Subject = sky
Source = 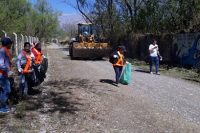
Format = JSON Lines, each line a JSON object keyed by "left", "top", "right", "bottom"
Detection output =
{"left": 30, "top": 0, "right": 79, "bottom": 14}
{"left": 30, "top": 0, "right": 84, "bottom": 25}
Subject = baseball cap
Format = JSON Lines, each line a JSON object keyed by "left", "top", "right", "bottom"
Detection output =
{"left": 1, "top": 37, "right": 13, "bottom": 46}
{"left": 117, "top": 45, "right": 127, "bottom": 52}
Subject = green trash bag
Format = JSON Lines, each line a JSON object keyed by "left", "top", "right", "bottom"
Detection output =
{"left": 119, "top": 63, "right": 132, "bottom": 85}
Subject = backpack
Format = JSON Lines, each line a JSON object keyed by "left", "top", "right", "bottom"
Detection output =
{"left": 109, "top": 51, "right": 119, "bottom": 64}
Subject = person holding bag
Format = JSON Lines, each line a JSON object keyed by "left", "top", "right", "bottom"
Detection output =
{"left": 17, "top": 42, "right": 36, "bottom": 97}
{"left": 111, "top": 46, "right": 126, "bottom": 87}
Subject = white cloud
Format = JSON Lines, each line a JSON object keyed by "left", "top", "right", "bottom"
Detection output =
{"left": 60, "top": 13, "right": 79, "bottom": 17}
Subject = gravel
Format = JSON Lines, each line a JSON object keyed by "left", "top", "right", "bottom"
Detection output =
{"left": 1, "top": 43, "right": 200, "bottom": 132}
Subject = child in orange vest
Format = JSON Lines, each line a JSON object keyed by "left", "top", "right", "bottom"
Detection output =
{"left": 17, "top": 42, "right": 35, "bottom": 96}
{"left": 112, "top": 46, "right": 126, "bottom": 87}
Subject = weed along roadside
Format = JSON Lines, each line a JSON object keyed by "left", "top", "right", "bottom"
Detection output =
{"left": 128, "top": 58, "right": 200, "bottom": 83}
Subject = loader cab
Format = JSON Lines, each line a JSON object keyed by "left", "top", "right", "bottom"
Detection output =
{"left": 78, "top": 23, "right": 96, "bottom": 36}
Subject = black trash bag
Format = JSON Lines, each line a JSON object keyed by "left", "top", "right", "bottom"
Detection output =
{"left": 8, "top": 77, "right": 19, "bottom": 104}
{"left": 33, "top": 58, "right": 48, "bottom": 85}
{"left": 109, "top": 51, "right": 119, "bottom": 64}
{"left": 40, "top": 58, "right": 48, "bottom": 78}
{"left": 25, "top": 70, "right": 39, "bottom": 87}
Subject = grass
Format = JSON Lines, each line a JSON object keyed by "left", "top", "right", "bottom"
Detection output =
{"left": 15, "top": 101, "right": 26, "bottom": 119}
{"left": 127, "top": 59, "right": 200, "bottom": 83}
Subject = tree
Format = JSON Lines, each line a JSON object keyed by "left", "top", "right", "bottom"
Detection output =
{"left": 34, "top": 0, "right": 59, "bottom": 40}
{"left": 0, "top": 0, "right": 31, "bottom": 33}
{"left": 0, "top": 0, "right": 60, "bottom": 41}
{"left": 64, "top": 0, "right": 200, "bottom": 45}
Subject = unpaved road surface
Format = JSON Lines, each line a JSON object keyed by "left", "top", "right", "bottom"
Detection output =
{"left": 1, "top": 43, "right": 200, "bottom": 132}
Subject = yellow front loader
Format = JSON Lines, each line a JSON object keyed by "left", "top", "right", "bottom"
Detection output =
{"left": 69, "top": 23, "right": 111, "bottom": 59}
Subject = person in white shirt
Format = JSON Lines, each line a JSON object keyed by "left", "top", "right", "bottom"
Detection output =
{"left": 149, "top": 40, "right": 160, "bottom": 75}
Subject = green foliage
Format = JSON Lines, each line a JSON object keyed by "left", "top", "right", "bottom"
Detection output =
{"left": 73, "top": 0, "right": 200, "bottom": 45}
{"left": 0, "top": 0, "right": 59, "bottom": 40}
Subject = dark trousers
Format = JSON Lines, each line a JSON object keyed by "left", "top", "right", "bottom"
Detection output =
{"left": 0, "top": 76, "right": 10, "bottom": 104}
{"left": 149, "top": 56, "right": 159, "bottom": 73}
{"left": 19, "top": 73, "right": 35, "bottom": 96}
{"left": 113, "top": 66, "right": 123, "bottom": 84}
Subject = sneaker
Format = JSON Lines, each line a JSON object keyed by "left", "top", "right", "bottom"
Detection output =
{"left": 0, "top": 105, "right": 10, "bottom": 113}
{"left": 150, "top": 72, "right": 153, "bottom": 74}
{"left": 113, "top": 82, "right": 119, "bottom": 87}
{"left": 156, "top": 72, "right": 160, "bottom": 75}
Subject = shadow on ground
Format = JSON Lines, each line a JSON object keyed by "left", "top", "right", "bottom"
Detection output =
{"left": 134, "top": 69, "right": 150, "bottom": 74}
{"left": 60, "top": 47, "right": 69, "bottom": 51}
{"left": 100, "top": 79, "right": 117, "bottom": 87}
{"left": 62, "top": 55, "right": 71, "bottom": 59}
{"left": 70, "top": 57, "right": 107, "bottom": 61}
{"left": 183, "top": 77, "right": 200, "bottom": 83}
{"left": 23, "top": 79, "right": 90, "bottom": 115}
{"left": 13, "top": 78, "right": 110, "bottom": 119}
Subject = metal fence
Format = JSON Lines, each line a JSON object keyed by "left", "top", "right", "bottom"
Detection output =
{"left": 0, "top": 30, "right": 39, "bottom": 57}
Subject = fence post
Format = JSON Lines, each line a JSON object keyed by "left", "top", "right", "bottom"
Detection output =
{"left": 31, "top": 36, "right": 33, "bottom": 44}
{"left": 31, "top": 37, "right": 33, "bottom": 43}
{"left": 13, "top": 32, "right": 18, "bottom": 56}
{"left": 29, "top": 36, "right": 31, "bottom": 44}
{"left": 33, "top": 37, "right": 36, "bottom": 43}
{"left": 21, "top": 34, "right": 24, "bottom": 50}
{"left": 36, "top": 37, "right": 39, "bottom": 42}
{"left": 32, "top": 37, "right": 35, "bottom": 43}
{"left": 25, "top": 35, "right": 28, "bottom": 42}
{"left": 2, "top": 30, "right": 7, "bottom": 37}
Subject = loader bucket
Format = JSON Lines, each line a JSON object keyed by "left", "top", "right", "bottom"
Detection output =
{"left": 70, "top": 42, "right": 112, "bottom": 59}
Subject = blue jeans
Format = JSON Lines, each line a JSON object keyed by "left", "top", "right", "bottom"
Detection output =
{"left": 19, "top": 75, "right": 28, "bottom": 96}
{"left": 0, "top": 75, "right": 11, "bottom": 104}
{"left": 149, "top": 56, "right": 159, "bottom": 73}
{"left": 113, "top": 66, "right": 123, "bottom": 84}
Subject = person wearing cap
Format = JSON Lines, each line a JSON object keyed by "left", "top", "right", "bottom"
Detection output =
{"left": 17, "top": 42, "right": 35, "bottom": 97}
{"left": 0, "top": 37, "right": 13, "bottom": 113}
{"left": 112, "top": 46, "right": 126, "bottom": 86}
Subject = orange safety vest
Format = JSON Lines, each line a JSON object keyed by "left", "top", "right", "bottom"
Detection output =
{"left": 113, "top": 52, "right": 124, "bottom": 67}
{"left": 22, "top": 51, "right": 32, "bottom": 74}
{"left": 32, "top": 47, "right": 42, "bottom": 64}
{"left": 0, "top": 47, "right": 12, "bottom": 76}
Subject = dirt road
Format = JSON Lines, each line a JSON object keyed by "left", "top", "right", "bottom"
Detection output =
{"left": 1, "top": 43, "right": 200, "bottom": 132}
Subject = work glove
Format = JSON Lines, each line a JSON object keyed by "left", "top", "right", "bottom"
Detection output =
{"left": 8, "top": 71, "right": 14, "bottom": 77}
{"left": 126, "top": 61, "right": 130, "bottom": 64}
{"left": 113, "top": 55, "right": 118, "bottom": 58}
{"left": 29, "top": 68, "right": 34, "bottom": 73}
{"left": 42, "top": 55, "right": 46, "bottom": 58}
{"left": 18, "top": 68, "right": 23, "bottom": 73}
{"left": 160, "top": 56, "right": 163, "bottom": 61}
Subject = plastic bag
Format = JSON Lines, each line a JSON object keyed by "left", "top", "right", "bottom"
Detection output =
{"left": 109, "top": 51, "right": 119, "bottom": 64}
{"left": 119, "top": 63, "right": 132, "bottom": 85}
